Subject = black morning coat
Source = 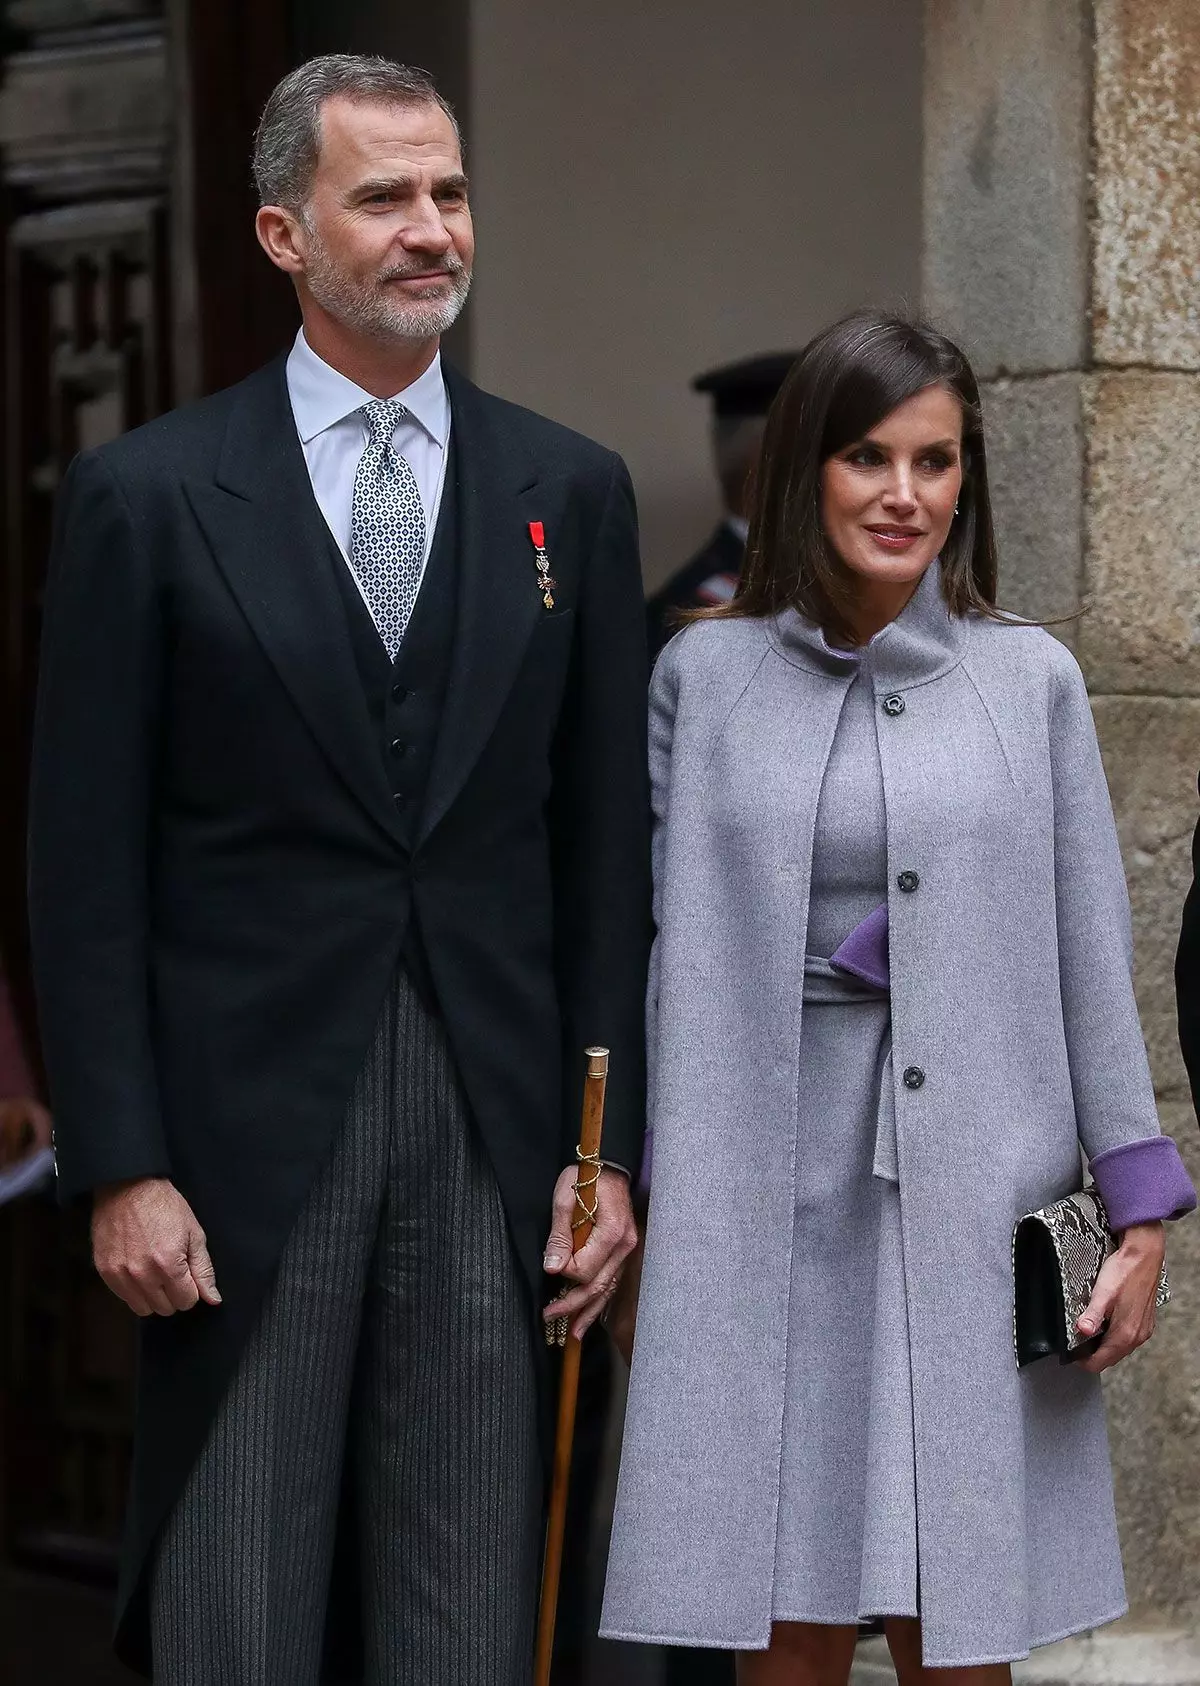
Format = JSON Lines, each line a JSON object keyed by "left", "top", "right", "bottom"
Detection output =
{"left": 26, "top": 356, "right": 652, "bottom": 1674}
{"left": 1177, "top": 775, "right": 1200, "bottom": 1121}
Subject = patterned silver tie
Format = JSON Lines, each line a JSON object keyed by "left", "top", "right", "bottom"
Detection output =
{"left": 349, "top": 398, "right": 428, "bottom": 658}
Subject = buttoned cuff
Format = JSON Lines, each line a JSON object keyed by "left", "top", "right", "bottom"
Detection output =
{"left": 1090, "top": 1136, "right": 1198, "bottom": 1231}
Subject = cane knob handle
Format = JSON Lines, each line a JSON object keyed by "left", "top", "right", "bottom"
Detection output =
{"left": 585, "top": 1046, "right": 610, "bottom": 1079}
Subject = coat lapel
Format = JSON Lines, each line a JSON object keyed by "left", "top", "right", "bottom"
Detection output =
{"left": 417, "top": 365, "right": 546, "bottom": 845}
{"left": 184, "top": 359, "right": 407, "bottom": 849}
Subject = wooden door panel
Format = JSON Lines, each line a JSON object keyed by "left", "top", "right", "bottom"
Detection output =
{"left": 0, "top": 0, "right": 292, "bottom": 1577}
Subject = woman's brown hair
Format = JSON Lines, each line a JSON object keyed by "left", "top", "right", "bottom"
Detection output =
{"left": 703, "top": 311, "right": 1000, "bottom": 646}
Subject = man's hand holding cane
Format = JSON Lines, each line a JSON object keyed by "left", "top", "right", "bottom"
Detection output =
{"left": 541, "top": 1162, "right": 638, "bottom": 1340}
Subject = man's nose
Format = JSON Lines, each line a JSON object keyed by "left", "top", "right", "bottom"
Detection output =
{"left": 400, "top": 201, "right": 454, "bottom": 252}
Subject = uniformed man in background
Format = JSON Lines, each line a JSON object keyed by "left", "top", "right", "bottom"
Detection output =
{"left": 645, "top": 352, "right": 796, "bottom": 660}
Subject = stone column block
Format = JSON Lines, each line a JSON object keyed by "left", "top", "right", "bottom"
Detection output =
{"left": 1105, "top": 1110, "right": 1200, "bottom": 1620}
{"left": 922, "top": 0, "right": 1091, "bottom": 377}
{"left": 981, "top": 373, "right": 1084, "bottom": 631}
{"left": 1093, "top": 0, "right": 1200, "bottom": 371}
{"left": 1092, "top": 696, "right": 1200, "bottom": 1102}
{"left": 1077, "top": 374, "right": 1200, "bottom": 697}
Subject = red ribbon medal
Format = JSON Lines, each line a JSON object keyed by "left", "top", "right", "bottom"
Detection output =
{"left": 528, "top": 521, "right": 557, "bottom": 609}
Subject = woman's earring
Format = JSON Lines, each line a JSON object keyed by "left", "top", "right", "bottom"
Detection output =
{"left": 954, "top": 499, "right": 961, "bottom": 517}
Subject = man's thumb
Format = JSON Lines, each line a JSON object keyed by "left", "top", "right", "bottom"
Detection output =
{"left": 189, "top": 1234, "right": 222, "bottom": 1305}
{"left": 543, "top": 1213, "right": 576, "bottom": 1274}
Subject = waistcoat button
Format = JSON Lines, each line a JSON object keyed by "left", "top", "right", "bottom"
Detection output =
{"left": 903, "top": 1066, "right": 925, "bottom": 1090}
{"left": 389, "top": 739, "right": 408, "bottom": 758}
{"left": 897, "top": 871, "right": 920, "bottom": 893}
{"left": 391, "top": 683, "right": 408, "bottom": 704}
{"left": 882, "top": 694, "right": 906, "bottom": 717}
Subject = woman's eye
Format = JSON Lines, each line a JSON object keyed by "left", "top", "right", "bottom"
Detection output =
{"left": 920, "top": 453, "right": 955, "bottom": 472}
{"left": 848, "top": 447, "right": 883, "bottom": 467}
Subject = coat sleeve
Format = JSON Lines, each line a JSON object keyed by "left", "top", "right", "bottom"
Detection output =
{"left": 548, "top": 453, "right": 653, "bottom": 1176}
{"left": 1174, "top": 785, "right": 1200, "bottom": 1123}
{"left": 27, "top": 451, "right": 173, "bottom": 1200}
{"left": 635, "top": 635, "right": 683, "bottom": 1193}
{"left": 1049, "top": 645, "right": 1195, "bottom": 1227}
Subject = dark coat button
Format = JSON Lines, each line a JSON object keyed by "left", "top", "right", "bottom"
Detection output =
{"left": 898, "top": 871, "right": 920, "bottom": 893}
{"left": 903, "top": 1066, "right": 925, "bottom": 1090}
{"left": 392, "top": 792, "right": 408, "bottom": 809}
{"left": 389, "top": 739, "right": 408, "bottom": 757}
{"left": 882, "top": 694, "right": 906, "bottom": 717}
{"left": 391, "top": 683, "right": 408, "bottom": 703}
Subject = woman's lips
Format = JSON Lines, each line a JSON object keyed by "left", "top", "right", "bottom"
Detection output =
{"left": 865, "top": 527, "right": 925, "bottom": 552}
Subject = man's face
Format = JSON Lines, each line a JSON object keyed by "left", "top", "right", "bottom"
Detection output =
{"left": 296, "top": 95, "right": 474, "bottom": 344}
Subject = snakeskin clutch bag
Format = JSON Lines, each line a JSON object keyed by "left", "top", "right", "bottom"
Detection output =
{"left": 1013, "top": 1188, "right": 1170, "bottom": 1368}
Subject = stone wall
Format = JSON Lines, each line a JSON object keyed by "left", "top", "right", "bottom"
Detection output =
{"left": 923, "top": 0, "right": 1200, "bottom": 1656}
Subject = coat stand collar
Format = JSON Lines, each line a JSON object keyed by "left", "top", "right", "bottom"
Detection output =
{"left": 766, "top": 560, "right": 970, "bottom": 693}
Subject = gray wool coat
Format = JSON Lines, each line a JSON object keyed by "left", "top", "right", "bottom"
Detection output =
{"left": 601, "top": 565, "right": 1163, "bottom": 1666}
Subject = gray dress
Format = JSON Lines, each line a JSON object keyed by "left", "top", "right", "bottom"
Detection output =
{"left": 774, "top": 657, "right": 918, "bottom": 1623}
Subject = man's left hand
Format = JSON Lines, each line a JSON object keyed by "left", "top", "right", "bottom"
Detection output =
{"left": 542, "top": 1166, "right": 638, "bottom": 1340}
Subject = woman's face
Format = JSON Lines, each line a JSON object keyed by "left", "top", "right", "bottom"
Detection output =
{"left": 819, "top": 384, "right": 964, "bottom": 594}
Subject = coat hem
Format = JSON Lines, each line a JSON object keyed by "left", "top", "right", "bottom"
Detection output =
{"left": 599, "top": 1627, "right": 761, "bottom": 1650}
{"left": 597, "top": 1601, "right": 1130, "bottom": 1663}
{"left": 919, "top": 1600, "right": 1130, "bottom": 1670}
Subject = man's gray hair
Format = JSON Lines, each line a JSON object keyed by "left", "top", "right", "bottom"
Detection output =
{"left": 252, "top": 54, "right": 461, "bottom": 212}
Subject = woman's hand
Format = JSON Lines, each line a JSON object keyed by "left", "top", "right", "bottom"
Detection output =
{"left": 1076, "top": 1220, "right": 1165, "bottom": 1373}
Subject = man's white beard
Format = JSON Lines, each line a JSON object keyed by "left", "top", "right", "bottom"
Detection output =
{"left": 303, "top": 234, "right": 472, "bottom": 344}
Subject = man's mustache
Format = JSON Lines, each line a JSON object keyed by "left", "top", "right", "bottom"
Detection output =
{"left": 378, "top": 257, "right": 468, "bottom": 284}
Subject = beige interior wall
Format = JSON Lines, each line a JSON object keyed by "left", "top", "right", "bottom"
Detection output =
{"left": 467, "top": 2, "right": 923, "bottom": 590}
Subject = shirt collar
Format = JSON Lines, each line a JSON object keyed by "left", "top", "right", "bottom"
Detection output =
{"left": 285, "top": 328, "right": 450, "bottom": 449}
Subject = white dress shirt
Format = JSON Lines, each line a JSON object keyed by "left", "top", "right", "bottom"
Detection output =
{"left": 285, "top": 329, "right": 452, "bottom": 605}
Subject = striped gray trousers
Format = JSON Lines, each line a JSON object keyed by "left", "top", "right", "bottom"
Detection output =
{"left": 150, "top": 968, "right": 541, "bottom": 1685}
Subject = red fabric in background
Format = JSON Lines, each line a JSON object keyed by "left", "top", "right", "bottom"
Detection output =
{"left": 0, "top": 971, "right": 37, "bottom": 1099}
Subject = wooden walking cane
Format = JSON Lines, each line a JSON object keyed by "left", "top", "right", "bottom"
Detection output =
{"left": 533, "top": 1046, "right": 609, "bottom": 1686}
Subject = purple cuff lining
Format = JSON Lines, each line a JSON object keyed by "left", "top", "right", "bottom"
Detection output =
{"left": 830, "top": 903, "right": 890, "bottom": 992}
{"left": 1090, "top": 1136, "right": 1198, "bottom": 1230}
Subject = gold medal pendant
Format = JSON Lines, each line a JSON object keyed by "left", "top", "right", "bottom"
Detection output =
{"left": 528, "top": 521, "right": 558, "bottom": 609}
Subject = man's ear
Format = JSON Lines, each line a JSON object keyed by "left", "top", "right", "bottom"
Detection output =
{"left": 256, "top": 205, "right": 307, "bottom": 276}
